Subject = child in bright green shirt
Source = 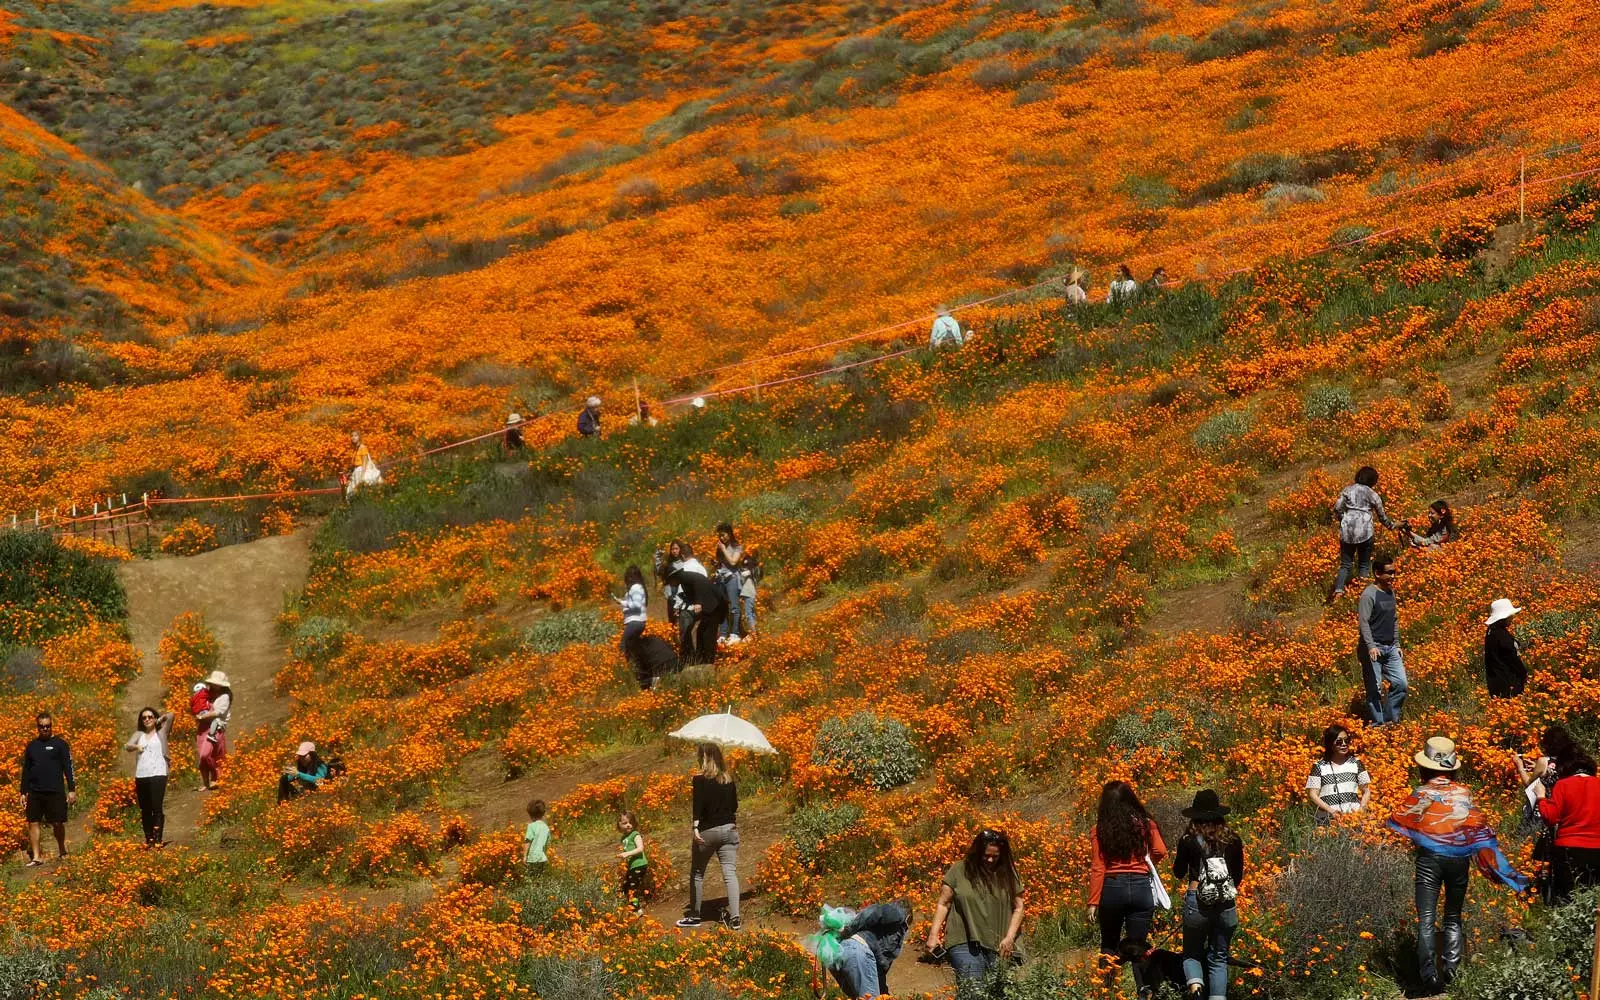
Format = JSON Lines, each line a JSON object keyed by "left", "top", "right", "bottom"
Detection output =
{"left": 524, "top": 799, "right": 550, "bottom": 870}
{"left": 617, "top": 811, "right": 650, "bottom": 916}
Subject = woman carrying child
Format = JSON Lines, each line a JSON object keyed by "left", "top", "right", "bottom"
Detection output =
{"left": 194, "top": 671, "right": 232, "bottom": 791}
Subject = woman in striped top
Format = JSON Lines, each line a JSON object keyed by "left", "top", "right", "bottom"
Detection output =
{"left": 1307, "top": 724, "right": 1371, "bottom": 823}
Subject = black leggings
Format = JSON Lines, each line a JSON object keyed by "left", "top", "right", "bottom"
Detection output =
{"left": 278, "top": 774, "right": 316, "bottom": 804}
{"left": 135, "top": 775, "right": 167, "bottom": 845}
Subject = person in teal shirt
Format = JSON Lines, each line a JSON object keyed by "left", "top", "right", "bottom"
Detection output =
{"left": 524, "top": 799, "right": 550, "bottom": 871}
{"left": 617, "top": 810, "right": 650, "bottom": 916}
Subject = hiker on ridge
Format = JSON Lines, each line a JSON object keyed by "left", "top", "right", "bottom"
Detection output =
{"left": 578, "top": 396, "right": 603, "bottom": 437}
{"left": 1358, "top": 557, "right": 1408, "bottom": 726}
{"left": 929, "top": 307, "right": 964, "bottom": 349}
{"left": 1108, "top": 265, "right": 1139, "bottom": 304}
{"left": 20, "top": 712, "right": 75, "bottom": 867}
{"left": 1328, "top": 465, "right": 1396, "bottom": 601}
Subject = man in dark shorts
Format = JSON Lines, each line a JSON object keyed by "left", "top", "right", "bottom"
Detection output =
{"left": 20, "top": 712, "right": 75, "bottom": 866}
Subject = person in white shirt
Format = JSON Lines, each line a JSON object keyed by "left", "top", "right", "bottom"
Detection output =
{"left": 1108, "top": 265, "right": 1139, "bottom": 304}
{"left": 929, "top": 308, "right": 964, "bottom": 348}
{"left": 125, "top": 706, "right": 175, "bottom": 847}
{"left": 614, "top": 565, "right": 648, "bottom": 661}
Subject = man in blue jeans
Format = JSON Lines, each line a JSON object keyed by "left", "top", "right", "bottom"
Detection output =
{"left": 1357, "top": 558, "right": 1407, "bottom": 725}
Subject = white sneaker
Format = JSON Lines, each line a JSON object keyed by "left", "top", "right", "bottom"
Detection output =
{"left": 727, "top": 634, "right": 742, "bottom": 644}
{"left": 716, "top": 635, "right": 729, "bottom": 646}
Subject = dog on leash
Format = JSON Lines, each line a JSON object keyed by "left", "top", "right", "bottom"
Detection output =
{"left": 1119, "top": 938, "right": 1260, "bottom": 998}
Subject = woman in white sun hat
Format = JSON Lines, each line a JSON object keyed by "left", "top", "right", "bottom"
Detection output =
{"left": 1483, "top": 598, "right": 1526, "bottom": 699}
{"left": 194, "top": 670, "right": 232, "bottom": 791}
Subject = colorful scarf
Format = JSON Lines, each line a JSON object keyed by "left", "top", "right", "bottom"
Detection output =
{"left": 1388, "top": 777, "right": 1530, "bottom": 891}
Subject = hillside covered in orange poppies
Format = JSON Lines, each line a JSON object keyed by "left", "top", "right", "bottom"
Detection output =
{"left": 2, "top": 0, "right": 1600, "bottom": 999}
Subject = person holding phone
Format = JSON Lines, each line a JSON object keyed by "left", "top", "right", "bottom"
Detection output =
{"left": 926, "top": 828, "right": 1026, "bottom": 988}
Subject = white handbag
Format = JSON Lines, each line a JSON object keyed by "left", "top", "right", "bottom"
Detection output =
{"left": 1147, "top": 854, "right": 1172, "bottom": 910}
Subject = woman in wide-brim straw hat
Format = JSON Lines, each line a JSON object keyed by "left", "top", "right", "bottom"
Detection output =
{"left": 1388, "top": 736, "right": 1529, "bottom": 994}
{"left": 195, "top": 670, "right": 232, "bottom": 791}
{"left": 1483, "top": 598, "right": 1526, "bottom": 699}
{"left": 1172, "top": 790, "right": 1244, "bottom": 1000}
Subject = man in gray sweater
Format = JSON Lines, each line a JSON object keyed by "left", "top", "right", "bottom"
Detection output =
{"left": 1357, "top": 557, "right": 1408, "bottom": 725}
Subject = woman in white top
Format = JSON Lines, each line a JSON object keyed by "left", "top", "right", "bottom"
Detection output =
{"left": 615, "top": 565, "right": 648, "bottom": 655}
{"left": 1108, "top": 264, "right": 1139, "bottom": 304}
{"left": 195, "top": 670, "right": 232, "bottom": 791}
{"left": 124, "top": 706, "right": 175, "bottom": 846}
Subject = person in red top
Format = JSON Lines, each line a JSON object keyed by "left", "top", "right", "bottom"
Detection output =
{"left": 1535, "top": 747, "right": 1600, "bottom": 902}
{"left": 1088, "top": 780, "right": 1168, "bottom": 987}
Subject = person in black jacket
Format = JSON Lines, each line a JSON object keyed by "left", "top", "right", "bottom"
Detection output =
{"left": 677, "top": 743, "right": 740, "bottom": 929}
{"left": 1484, "top": 598, "right": 1526, "bottom": 698}
{"left": 20, "top": 712, "right": 76, "bottom": 866}
{"left": 664, "top": 565, "right": 727, "bottom": 666}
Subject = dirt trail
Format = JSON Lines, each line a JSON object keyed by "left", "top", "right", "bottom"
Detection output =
{"left": 116, "top": 532, "right": 311, "bottom": 844}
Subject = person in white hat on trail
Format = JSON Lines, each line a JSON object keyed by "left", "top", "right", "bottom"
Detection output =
{"left": 503, "top": 412, "right": 525, "bottom": 453}
{"left": 578, "top": 396, "right": 603, "bottom": 438}
{"left": 1483, "top": 598, "right": 1526, "bottom": 699}
{"left": 277, "top": 741, "right": 329, "bottom": 804}
{"left": 194, "top": 670, "right": 232, "bottom": 791}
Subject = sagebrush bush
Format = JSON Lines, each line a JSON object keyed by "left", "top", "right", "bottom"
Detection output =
{"left": 512, "top": 956, "right": 619, "bottom": 1000}
{"left": 1538, "top": 886, "right": 1598, "bottom": 981}
{"left": 1271, "top": 827, "right": 1412, "bottom": 979}
{"left": 522, "top": 610, "right": 614, "bottom": 654}
{"left": 1304, "top": 383, "right": 1355, "bottom": 420}
{"left": 813, "top": 712, "right": 923, "bottom": 790}
{"left": 509, "top": 866, "right": 614, "bottom": 930}
{"left": 0, "top": 530, "right": 126, "bottom": 642}
{"left": 788, "top": 802, "right": 864, "bottom": 864}
{"left": 0, "top": 939, "right": 61, "bottom": 999}
{"left": 1522, "top": 609, "right": 1600, "bottom": 645}
{"left": 1448, "top": 952, "right": 1575, "bottom": 1000}
{"left": 291, "top": 616, "right": 352, "bottom": 665}
{"left": 1106, "top": 706, "right": 1184, "bottom": 753}
{"left": 1192, "top": 409, "right": 1252, "bottom": 451}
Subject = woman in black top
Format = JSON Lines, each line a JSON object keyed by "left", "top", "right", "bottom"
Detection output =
{"left": 677, "top": 743, "right": 741, "bottom": 929}
{"left": 1484, "top": 599, "right": 1526, "bottom": 698}
{"left": 1172, "top": 790, "right": 1245, "bottom": 1000}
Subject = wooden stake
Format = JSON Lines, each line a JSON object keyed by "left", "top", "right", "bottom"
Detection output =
{"left": 1590, "top": 889, "right": 1600, "bottom": 1000}
{"left": 1520, "top": 156, "right": 1527, "bottom": 224}
{"left": 632, "top": 378, "right": 641, "bottom": 420}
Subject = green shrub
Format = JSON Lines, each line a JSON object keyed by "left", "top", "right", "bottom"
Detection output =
{"left": 511, "top": 956, "right": 619, "bottom": 1000}
{"left": 1448, "top": 952, "right": 1575, "bottom": 1000}
{"left": 1303, "top": 384, "right": 1355, "bottom": 421}
{"left": 1521, "top": 609, "right": 1600, "bottom": 645}
{"left": 509, "top": 866, "right": 615, "bottom": 930}
{"left": 813, "top": 712, "right": 923, "bottom": 790}
{"left": 0, "top": 530, "right": 126, "bottom": 642}
{"left": 1106, "top": 706, "right": 1185, "bottom": 754}
{"left": 0, "top": 647, "right": 44, "bottom": 694}
{"left": 788, "top": 802, "right": 864, "bottom": 864}
{"left": 779, "top": 197, "right": 820, "bottom": 218}
{"left": 1539, "top": 886, "right": 1598, "bottom": 981}
{"left": 737, "top": 492, "right": 810, "bottom": 523}
{"left": 0, "top": 938, "right": 61, "bottom": 1000}
{"left": 1264, "top": 182, "right": 1326, "bottom": 208}
{"left": 522, "top": 610, "right": 614, "bottom": 654}
{"left": 1192, "top": 409, "right": 1251, "bottom": 451}
{"left": 291, "top": 616, "right": 352, "bottom": 665}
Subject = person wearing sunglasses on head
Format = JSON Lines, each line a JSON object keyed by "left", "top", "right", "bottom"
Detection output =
{"left": 926, "top": 828, "right": 1025, "bottom": 991}
{"left": 19, "top": 712, "right": 76, "bottom": 866}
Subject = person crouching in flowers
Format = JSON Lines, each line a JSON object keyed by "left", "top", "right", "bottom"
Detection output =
{"left": 807, "top": 900, "right": 911, "bottom": 998}
{"left": 617, "top": 810, "right": 651, "bottom": 916}
{"left": 1388, "top": 737, "right": 1529, "bottom": 995}
{"left": 926, "top": 828, "right": 1025, "bottom": 992}
{"left": 277, "top": 742, "right": 328, "bottom": 803}
{"left": 1306, "top": 724, "right": 1371, "bottom": 824}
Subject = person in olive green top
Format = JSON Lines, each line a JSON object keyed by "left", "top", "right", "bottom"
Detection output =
{"left": 926, "top": 828, "right": 1026, "bottom": 992}
{"left": 617, "top": 810, "right": 651, "bottom": 916}
{"left": 524, "top": 799, "right": 550, "bottom": 871}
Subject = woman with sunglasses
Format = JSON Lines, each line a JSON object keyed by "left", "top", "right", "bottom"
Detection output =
{"left": 926, "top": 828, "right": 1025, "bottom": 989}
{"left": 123, "top": 705, "right": 175, "bottom": 847}
{"left": 1306, "top": 724, "right": 1371, "bottom": 824}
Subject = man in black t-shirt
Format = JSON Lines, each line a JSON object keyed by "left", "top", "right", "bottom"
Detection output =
{"left": 19, "top": 712, "right": 76, "bottom": 866}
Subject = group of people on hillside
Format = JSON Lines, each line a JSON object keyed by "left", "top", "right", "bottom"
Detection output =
{"left": 1324, "top": 465, "right": 1531, "bottom": 723}
{"left": 614, "top": 524, "right": 760, "bottom": 687}
{"left": 928, "top": 263, "right": 1171, "bottom": 351}
{"left": 19, "top": 671, "right": 231, "bottom": 861}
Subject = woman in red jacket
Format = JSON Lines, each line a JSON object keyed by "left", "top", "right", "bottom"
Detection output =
{"left": 1088, "top": 781, "right": 1167, "bottom": 986}
{"left": 1535, "top": 747, "right": 1600, "bottom": 902}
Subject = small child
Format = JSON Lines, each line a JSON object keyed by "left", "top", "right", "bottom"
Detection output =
{"left": 617, "top": 810, "right": 651, "bottom": 916}
{"left": 523, "top": 799, "right": 550, "bottom": 872}
{"left": 190, "top": 682, "right": 224, "bottom": 746}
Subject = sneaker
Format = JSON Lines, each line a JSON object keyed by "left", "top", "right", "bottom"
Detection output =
{"left": 727, "top": 634, "right": 741, "bottom": 645}
{"left": 724, "top": 916, "right": 742, "bottom": 931}
{"left": 675, "top": 916, "right": 702, "bottom": 928}
{"left": 716, "top": 635, "right": 729, "bottom": 646}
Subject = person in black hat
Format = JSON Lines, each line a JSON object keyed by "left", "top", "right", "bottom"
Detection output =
{"left": 1172, "top": 790, "right": 1245, "bottom": 999}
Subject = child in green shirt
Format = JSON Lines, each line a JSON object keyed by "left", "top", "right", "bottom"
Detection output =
{"left": 524, "top": 799, "right": 550, "bottom": 871}
{"left": 617, "top": 810, "right": 650, "bottom": 916}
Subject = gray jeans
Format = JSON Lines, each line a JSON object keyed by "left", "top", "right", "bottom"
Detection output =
{"left": 690, "top": 823, "right": 740, "bottom": 919}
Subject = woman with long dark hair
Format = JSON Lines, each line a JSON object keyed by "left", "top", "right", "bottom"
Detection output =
{"left": 1173, "top": 791, "right": 1244, "bottom": 999}
{"left": 123, "top": 706, "right": 174, "bottom": 847}
{"left": 1516, "top": 725, "right": 1576, "bottom": 902}
{"left": 1534, "top": 742, "right": 1600, "bottom": 902}
{"left": 614, "top": 565, "right": 648, "bottom": 681}
{"left": 1089, "top": 781, "right": 1166, "bottom": 974}
{"left": 926, "top": 828, "right": 1026, "bottom": 988}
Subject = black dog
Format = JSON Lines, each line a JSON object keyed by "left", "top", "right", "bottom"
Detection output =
{"left": 1119, "top": 939, "right": 1260, "bottom": 999}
